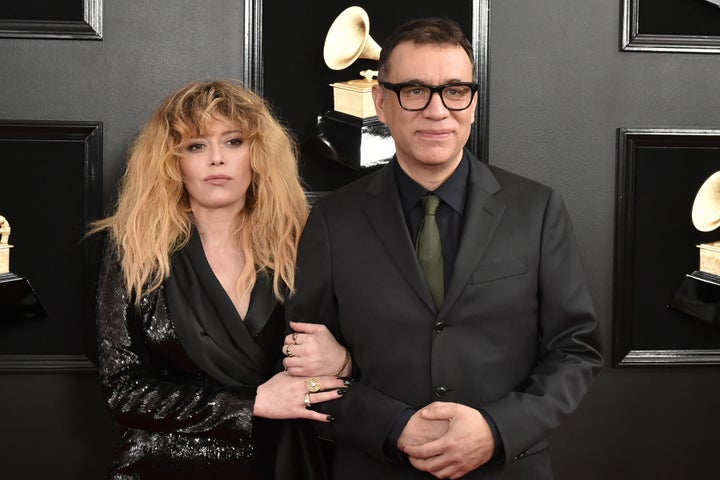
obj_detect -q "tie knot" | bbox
[422,194,441,216]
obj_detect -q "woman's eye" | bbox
[186,142,205,152]
[227,137,244,146]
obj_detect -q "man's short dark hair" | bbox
[377,17,475,81]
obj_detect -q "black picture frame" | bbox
[0,121,103,372]
[621,0,720,53]
[614,128,720,366]
[0,0,102,40]
[244,0,489,191]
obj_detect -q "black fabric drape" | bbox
[165,229,275,387]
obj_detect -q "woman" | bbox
[93,79,349,479]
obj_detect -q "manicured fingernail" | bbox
[327,415,335,422]
[337,388,347,395]
[343,379,352,386]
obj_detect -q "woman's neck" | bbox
[193,207,239,245]
[193,208,251,319]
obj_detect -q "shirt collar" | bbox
[395,151,469,215]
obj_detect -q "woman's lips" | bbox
[204,175,232,185]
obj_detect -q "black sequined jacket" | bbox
[95,244,285,480]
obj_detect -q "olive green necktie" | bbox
[416,194,444,307]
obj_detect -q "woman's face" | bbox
[179,115,253,216]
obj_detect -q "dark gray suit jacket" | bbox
[287,151,603,479]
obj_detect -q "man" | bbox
[287,17,603,480]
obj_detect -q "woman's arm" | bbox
[96,247,259,440]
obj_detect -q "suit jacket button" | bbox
[433,321,445,333]
[435,386,447,398]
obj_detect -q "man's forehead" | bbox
[385,42,474,80]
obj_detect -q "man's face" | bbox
[372,41,477,175]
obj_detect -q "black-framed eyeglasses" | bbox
[379,81,478,111]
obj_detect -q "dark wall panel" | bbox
[0,122,101,363]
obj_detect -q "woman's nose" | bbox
[209,145,225,165]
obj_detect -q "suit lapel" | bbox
[441,154,506,315]
[364,161,437,312]
[245,273,279,337]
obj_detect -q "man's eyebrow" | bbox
[397,78,468,85]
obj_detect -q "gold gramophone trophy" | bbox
[0,214,47,320]
[0,215,11,275]
[302,5,394,170]
[324,5,382,119]
[670,171,720,326]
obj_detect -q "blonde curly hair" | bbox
[92,79,308,304]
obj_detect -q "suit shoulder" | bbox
[485,163,556,199]
[311,169,380,208]
[486,163,551,190]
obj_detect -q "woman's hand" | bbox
[282,321,351,378]
[253,372,346,422]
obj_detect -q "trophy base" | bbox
[669,270,720,328]
[0,272,47,321]
[330,80,377,118]
[698,241,720,276]
[302,110,395,170]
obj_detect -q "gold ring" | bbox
[285,344,293,357]
[292,332,298,344]
[306,377,321,393]
[304,392,312,408]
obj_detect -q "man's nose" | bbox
[423,91,449,116]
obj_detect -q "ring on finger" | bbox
[285,344,294,357]
[304,392,312,408]
[306,377,321,393]
[292,332,298,344]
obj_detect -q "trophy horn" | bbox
[692,171,720,232]
[323,6,381,71]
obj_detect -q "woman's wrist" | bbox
[252,383,265,417]
[330,348,350,377]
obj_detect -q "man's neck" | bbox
[396,154,463,191]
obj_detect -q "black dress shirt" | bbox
[395,153,468,292]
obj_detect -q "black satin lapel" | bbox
[244,273,278,337]
[186,243,277,343]
[364,164,436,312]
[167,230,271,386]
[185,232,272,369]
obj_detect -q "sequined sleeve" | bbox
[95,245,257,442]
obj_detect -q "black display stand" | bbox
[0,272,47,321]
[670,270,720,328]
[301,110,394,171]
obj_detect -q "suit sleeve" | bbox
[482,190,603,460]
[286,202,413,462]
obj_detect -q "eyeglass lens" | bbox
[399,85,474,111]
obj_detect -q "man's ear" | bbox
[372,84,387,123]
